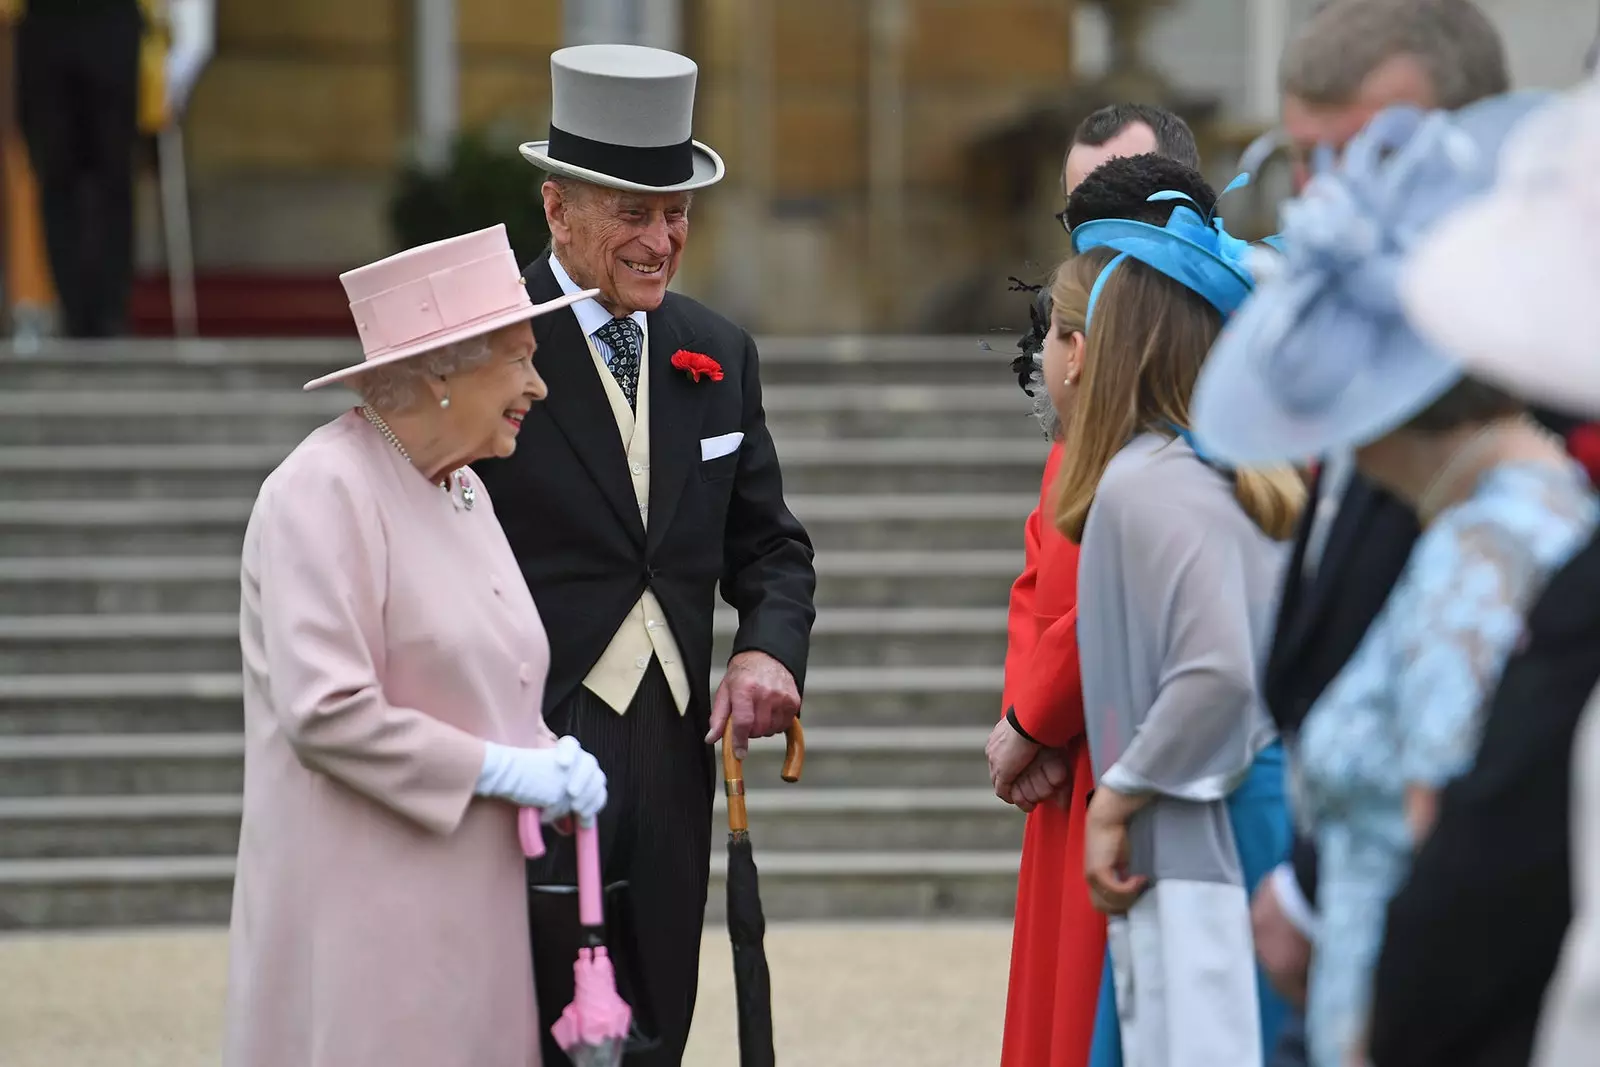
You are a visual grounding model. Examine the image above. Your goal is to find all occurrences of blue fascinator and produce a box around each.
[1190,91,1555,467]
[1071,173,1263,324]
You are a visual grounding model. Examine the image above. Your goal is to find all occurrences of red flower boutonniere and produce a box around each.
[671,349,723,383]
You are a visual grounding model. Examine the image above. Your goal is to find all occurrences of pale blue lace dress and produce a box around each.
[1298,460,1597,1067]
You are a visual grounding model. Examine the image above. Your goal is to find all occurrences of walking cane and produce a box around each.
[158,122,198,338]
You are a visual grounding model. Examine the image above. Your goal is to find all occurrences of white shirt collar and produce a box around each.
[548,255,647,339]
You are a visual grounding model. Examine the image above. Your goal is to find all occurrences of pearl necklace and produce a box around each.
[360,405,475,512]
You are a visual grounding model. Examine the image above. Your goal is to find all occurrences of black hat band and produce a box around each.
[547,126,696,187]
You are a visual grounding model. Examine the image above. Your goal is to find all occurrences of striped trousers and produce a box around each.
[528,660,715,1067]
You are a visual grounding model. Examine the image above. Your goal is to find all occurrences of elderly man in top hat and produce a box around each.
[471,44,816,1066]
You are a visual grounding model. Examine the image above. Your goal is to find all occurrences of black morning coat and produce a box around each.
[472,254,818,730]
[1263,469,1422,904]
[1369,531,1600,1067]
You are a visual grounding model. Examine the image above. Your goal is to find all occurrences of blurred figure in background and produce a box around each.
[1366,72,1600,1067]
[1246,6,1511,1066]
[1194,92,1596,1067]
[12,0,210,339]
[991,107,1201,1067]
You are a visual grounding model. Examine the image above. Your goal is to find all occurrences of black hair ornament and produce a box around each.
[1007,277,1052,396]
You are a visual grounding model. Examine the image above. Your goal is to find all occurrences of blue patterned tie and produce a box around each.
[594,317,643,410]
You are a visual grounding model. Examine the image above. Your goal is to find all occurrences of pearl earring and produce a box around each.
[439,394,451,410]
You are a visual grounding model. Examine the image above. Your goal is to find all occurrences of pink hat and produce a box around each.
[304,224,598,391]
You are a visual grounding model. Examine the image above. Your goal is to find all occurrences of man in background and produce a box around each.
[12,0,209,340]
[14,0,144,338]
[1058,102,1202,227]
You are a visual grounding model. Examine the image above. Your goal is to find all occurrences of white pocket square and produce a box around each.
[700,431,744,461]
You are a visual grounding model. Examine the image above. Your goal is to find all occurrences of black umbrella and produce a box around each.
[721,718,805,1067]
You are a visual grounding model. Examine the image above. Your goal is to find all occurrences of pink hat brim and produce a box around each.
[302,288,599,392]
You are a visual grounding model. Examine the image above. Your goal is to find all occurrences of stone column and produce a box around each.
[565,0,681,50]
[414,0,459,170]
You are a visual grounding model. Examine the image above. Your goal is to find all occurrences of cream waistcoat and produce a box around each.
[578,319,692,715]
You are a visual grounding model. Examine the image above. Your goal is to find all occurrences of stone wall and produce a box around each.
[167,0,1080,332]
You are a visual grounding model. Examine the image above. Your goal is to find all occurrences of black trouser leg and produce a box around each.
[15,8,141,338]
[530,662,714,1067]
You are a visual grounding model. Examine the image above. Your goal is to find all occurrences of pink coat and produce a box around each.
[225,409,556,1067]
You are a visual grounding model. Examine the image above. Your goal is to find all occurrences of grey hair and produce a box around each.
[1281,0,1509,111]
[351,335,494,413]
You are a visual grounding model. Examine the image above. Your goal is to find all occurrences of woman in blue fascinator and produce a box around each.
[1191,92,1598,1067]
[1050,172,1305,1067]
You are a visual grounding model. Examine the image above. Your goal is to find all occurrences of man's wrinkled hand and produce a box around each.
[1251,876,1311,1008]
[706,651,800,759]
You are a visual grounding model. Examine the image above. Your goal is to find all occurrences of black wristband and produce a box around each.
[1006,707,1042,745]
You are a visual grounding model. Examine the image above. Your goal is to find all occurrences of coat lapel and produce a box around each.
[525,255,645,546]
[1277,474,1381,662]
[645,296,707,550]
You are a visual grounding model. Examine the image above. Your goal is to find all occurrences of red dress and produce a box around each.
[1000,442,1106,1067]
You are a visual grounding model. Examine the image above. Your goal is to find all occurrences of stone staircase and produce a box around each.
[0,337,1047,927]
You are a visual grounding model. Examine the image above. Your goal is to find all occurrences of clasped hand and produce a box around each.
[986,718,1071,811]
[475,736,608,820]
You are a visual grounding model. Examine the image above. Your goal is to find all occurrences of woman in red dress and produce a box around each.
[989,288,1105,1067]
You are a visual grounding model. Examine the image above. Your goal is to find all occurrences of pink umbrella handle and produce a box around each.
[577,818,603,928]
[518,807,546,859]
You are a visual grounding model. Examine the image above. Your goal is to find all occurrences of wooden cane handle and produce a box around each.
[781,719,805,783]
[721,717,749,834]
[721,718,806,832]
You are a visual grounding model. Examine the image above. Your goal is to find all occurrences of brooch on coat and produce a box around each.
[671,349,723,383]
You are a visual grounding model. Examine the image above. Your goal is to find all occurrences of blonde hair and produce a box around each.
[1051,247,1305,543]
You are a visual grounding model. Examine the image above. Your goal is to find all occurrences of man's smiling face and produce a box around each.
[545,181,693,316]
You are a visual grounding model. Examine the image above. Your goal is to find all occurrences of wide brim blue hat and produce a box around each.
[1191,91,1555,467]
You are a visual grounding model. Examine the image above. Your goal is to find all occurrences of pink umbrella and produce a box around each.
[519,808,633,1067]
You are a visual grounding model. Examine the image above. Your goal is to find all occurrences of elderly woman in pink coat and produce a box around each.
[224,224,610,1067]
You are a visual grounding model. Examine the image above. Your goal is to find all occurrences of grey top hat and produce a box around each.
[520,44,725,193]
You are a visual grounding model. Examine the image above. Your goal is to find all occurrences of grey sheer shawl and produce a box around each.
[1078,433,1287,887]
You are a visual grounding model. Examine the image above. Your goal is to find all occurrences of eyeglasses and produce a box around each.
[1054,208,1072,233]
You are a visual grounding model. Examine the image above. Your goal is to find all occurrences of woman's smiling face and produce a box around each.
[442,320,546,461]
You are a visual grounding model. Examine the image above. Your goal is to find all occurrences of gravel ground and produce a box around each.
[0,922,1012,1067]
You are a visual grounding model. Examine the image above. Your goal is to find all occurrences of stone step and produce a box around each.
[0,337,1017,391]
[0,788,1021,860]
[0,727,992,797]
[0,550,1022,615]
[0,666,1004,735]
[0,438,1049,499]
[0,385,1042,445]
[0,849,1020,928]
[0,607,1009,674]
[0,493,1034,557]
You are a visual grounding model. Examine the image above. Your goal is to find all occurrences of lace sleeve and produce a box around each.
[1394,519,1543,788]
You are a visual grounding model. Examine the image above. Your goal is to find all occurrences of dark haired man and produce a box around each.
[1059,103,1201,227]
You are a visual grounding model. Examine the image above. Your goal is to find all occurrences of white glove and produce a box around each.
[164,0,216,117]
[474,736,607,820]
